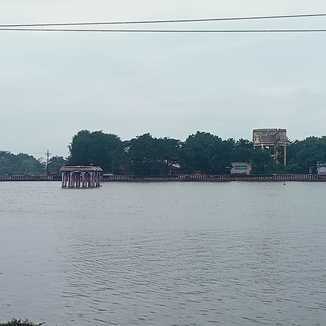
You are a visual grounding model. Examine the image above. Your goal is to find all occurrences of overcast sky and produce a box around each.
[1,1,326,157]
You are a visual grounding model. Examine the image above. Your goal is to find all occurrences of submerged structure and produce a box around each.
[60,166,103,188]
[253,129,289,166]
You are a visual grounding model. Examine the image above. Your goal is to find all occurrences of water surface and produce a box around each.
[0,182,326,325]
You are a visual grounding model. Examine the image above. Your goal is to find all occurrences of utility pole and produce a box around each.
[46,150,51,176]
[283,145,287,167]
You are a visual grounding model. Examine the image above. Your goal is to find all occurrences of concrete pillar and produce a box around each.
[92,172,96,187]
[96,172,100,187]
[81,172,85,188]
[76,173,80,188]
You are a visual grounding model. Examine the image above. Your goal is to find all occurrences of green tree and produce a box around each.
[15,154,43,175]
[125,134,182,176]
[127,134,160,176]
[251,148,274,174]
[231,139,253,162]
[69,130,123,173]
[0,152,44,176]
[47,156,67,176]
[286,137,326,173]
[181,132,233,174]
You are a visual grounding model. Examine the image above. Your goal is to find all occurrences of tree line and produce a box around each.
[68,130,326,176]
[0,151,66,176]
[2,131,326,176]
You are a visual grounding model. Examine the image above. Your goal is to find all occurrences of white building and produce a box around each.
[317,163,326,176]
[230,162,252,176]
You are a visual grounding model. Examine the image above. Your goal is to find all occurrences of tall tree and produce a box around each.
[181,132,233,174]
[69,130,123,173]
[125,134,182,176]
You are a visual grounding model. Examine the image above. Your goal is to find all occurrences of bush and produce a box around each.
[0,320,43,326]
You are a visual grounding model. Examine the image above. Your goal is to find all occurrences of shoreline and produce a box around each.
[1,174,326,183]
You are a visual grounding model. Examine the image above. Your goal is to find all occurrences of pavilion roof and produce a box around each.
[60,166,103,172]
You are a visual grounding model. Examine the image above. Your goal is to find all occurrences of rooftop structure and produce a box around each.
[60,166,103,189]
[253,129,289,166]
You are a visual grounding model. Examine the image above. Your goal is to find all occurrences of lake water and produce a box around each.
[0,182,326,325]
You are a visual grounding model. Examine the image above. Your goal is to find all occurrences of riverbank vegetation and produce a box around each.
[0,151,66,177]
[0,152,44,176]
[0,320,42,326]
[2,130,326,176]
[68,130,326,175]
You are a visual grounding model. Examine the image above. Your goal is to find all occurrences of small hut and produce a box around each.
[60,166,103,189]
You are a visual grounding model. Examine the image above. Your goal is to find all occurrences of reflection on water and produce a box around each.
[0,182,326,325]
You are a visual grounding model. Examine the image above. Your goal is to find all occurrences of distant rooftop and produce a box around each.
[60,166,103,172]
[253,128,287,132]
[253,128,289,146]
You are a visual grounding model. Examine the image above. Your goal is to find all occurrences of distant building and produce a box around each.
[253,128,289,166]
[317,163,326,176]
[230,162,252,176]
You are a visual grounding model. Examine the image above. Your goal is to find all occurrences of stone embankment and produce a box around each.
[0,175,60,182]
[0,174,326,182]
[102,174,326,182]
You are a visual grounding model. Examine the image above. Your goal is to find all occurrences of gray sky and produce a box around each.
[1,0,326,157]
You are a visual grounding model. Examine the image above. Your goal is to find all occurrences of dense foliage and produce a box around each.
[69,130,123,173]
[0,152,44,176]
[286,137,326,173]
[47,156,67,176]
[2,132,326,177]
[67,130,298,176]
[0,152,67,177]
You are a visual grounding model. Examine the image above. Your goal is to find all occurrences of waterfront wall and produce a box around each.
[0,175,61,182]
[1,174,326,182]
[102,174,326,182]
